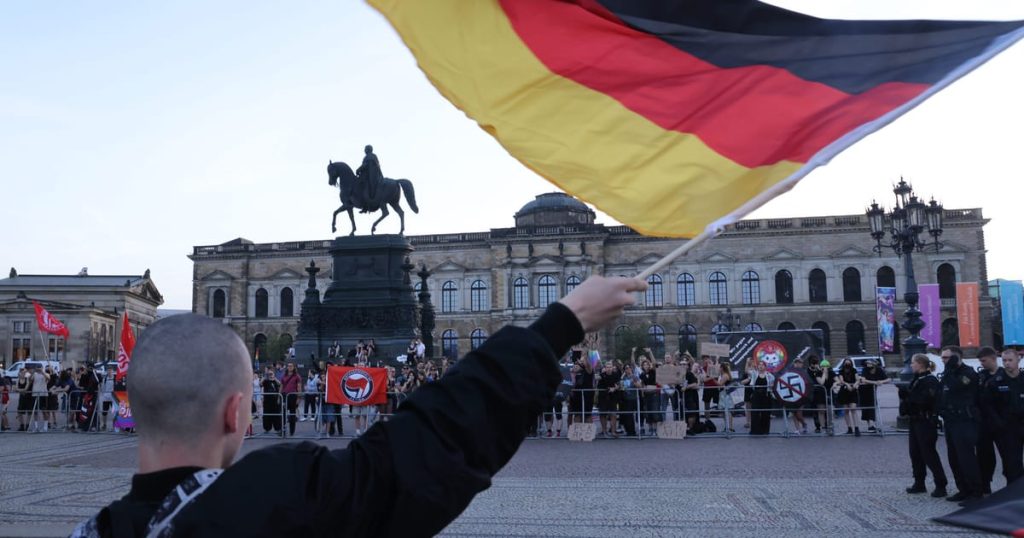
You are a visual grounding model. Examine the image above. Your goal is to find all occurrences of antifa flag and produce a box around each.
[367,0,1024,237]
[116,313,135,381]
[33,301,69,339]
[326,366,388,406]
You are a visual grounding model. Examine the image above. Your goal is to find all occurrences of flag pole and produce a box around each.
[36,324,51,361]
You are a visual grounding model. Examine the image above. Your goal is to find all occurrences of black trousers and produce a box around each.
[978,424,998,489]
[945,420,982,495]
[618,392,637,436]
[263,406,282,432]
[995,424,1024,485]
[285,394,299,435]
[909,419,947,487]
[304,394,318,417]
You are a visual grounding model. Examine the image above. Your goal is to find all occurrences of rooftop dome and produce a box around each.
[514,193,595,228]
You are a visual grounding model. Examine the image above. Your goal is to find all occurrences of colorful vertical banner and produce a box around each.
[918,284,942,348]
[113,391,135,430]
[1000,280,1024,345]
[876,287,897,353]
[956,282,981,347]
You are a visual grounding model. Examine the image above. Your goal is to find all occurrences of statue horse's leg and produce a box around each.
[391,200,405,236]
[370,204,389,235]
[332,205,346,234]
[348,208,357,237]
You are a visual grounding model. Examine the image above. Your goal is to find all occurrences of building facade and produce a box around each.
[0,268,164,367]
[190,193,993,364]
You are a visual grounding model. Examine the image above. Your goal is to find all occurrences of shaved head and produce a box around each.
[129,314,251,441]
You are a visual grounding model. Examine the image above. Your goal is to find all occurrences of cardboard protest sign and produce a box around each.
[657,421,687,439]
[568,422,596,442]
[656,364,684,386]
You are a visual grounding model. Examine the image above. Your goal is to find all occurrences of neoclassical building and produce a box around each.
[190,193,993,364]
[0,268,164,367]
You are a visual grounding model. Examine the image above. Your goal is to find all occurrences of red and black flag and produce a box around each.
[367,0,1024,237]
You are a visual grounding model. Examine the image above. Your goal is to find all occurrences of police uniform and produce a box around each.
[976,367,1004,493]
[905,372,948,494]
[72,302,585,537]
[982,369,1024,484]
[939,359,984,500]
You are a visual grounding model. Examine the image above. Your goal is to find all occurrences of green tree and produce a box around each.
[613,324,651,363]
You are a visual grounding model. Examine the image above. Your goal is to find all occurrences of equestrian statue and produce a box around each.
[327,145,419,236]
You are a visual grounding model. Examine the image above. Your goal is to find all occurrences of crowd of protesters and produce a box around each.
[0,362,133,433]
[543,346,892,438]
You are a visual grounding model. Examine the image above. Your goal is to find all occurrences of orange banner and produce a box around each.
[956,282,981,347]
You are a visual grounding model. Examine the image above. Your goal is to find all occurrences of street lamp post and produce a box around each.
[865,179,944,385]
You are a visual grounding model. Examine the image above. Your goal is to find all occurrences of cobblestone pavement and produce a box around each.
[0,429,997,537]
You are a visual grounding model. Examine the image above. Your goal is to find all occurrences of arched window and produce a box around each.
[212,289,226,318]
[778,321,796,331]
[708,272,728,305]
[513,277,529,309]
[538,275,558,307]
[676,273,695,306]
[470,280,488,312]
[842,267,862,302]
[471,328,487,350]
[712,323,729,336]
[744,323,764,332]
[678,324,698,357]
[442,329,458,359]
[280,287,294,317]
[645,274,664,307]
[809,269,828,303]
[942,318,960,347]
[741,271,760,305]
[846,320,866,355]
[566,275,581,294]
[937,263,957,299]
[876,266,896,289]
[812,321,831,357]
[774,270,794,305]
[255,288,269,318]
[441,281,458,313]
[648,325,665,357]
[254,333,267,361]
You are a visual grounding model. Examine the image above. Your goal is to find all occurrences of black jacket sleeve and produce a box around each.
[172,303,583,538]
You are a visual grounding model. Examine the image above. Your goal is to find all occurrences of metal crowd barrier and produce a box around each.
[0,383,899,441]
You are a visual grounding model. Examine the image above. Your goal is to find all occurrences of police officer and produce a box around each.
[939,345,984,504]
[905,354,948,497]
[975,346,1003,494]
[982,348,1024,486]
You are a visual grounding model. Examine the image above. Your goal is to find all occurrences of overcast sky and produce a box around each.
[2,1,1022,309]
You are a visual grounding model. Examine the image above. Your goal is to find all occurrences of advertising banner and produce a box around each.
[956,282,981,347]
[1001,280,1024,346]
[714,330,825,375]
[876,287,897,353]
[918,284,942,348]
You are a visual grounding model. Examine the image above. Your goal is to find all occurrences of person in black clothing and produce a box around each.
[939,345,984,505]
[71,275,645,537]
[568,351,595,426]
[260,369,282,434]
[857,359,889,433]
[638,359,660,435]
[596,361,621,438]
[981,348,1024,487]
[808,358,834,434]
[974,346,1002,494]
[743,361,773,435]
[904,354,948,498]
[836,358,861,436]
[679,357,700,432]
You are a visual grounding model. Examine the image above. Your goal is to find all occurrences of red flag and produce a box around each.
[326,366,387,406]
[33,301,69,338]
[116,313,135,381]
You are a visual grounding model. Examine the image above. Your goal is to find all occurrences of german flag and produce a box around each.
[368,0,1024,237]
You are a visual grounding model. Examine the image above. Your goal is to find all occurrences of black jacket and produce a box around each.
[905,373,940,420]
[939,362,980,422]
[83,303,583,537]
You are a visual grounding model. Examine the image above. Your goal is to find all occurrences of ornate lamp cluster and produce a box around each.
[865,178,944,257]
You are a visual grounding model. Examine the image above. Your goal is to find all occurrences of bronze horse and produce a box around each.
[327,161,419,236]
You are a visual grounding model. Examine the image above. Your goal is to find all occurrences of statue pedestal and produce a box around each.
[294,235,419,367]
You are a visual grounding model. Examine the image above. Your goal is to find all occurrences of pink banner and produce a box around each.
[918,284,941,348]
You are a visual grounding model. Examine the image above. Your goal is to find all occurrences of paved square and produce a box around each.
[0,431,994,537]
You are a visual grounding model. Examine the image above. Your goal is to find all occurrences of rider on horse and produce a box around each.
[356,145,384,213]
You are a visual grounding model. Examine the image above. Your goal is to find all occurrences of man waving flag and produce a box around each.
[367,0,1024,238]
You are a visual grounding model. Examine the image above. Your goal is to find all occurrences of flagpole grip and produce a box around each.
[636,227,719,281]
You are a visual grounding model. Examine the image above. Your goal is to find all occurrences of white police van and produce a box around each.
[3,359,62,381]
